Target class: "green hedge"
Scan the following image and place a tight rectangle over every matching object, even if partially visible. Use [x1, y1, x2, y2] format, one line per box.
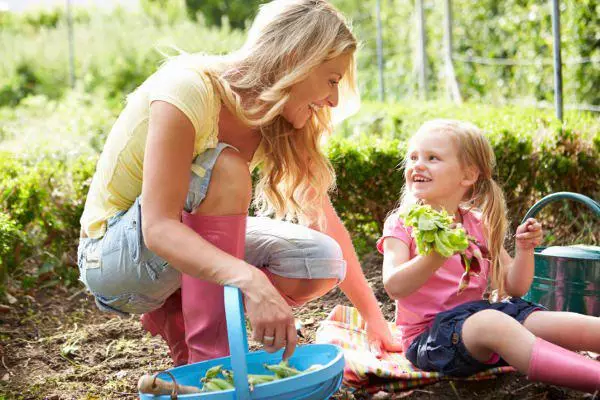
[328, 131, 599, 256]
[0, 152, 96, 294]
[1, 100, 598, 293]
[0, 212, 23, 284]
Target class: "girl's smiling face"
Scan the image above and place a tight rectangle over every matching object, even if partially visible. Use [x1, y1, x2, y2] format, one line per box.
[404, 130, 475, 211]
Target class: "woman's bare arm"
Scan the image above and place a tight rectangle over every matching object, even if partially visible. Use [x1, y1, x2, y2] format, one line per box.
[142, 101, 297, 359]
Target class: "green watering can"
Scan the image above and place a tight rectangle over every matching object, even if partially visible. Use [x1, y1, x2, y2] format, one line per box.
[523, 192, 600, 316]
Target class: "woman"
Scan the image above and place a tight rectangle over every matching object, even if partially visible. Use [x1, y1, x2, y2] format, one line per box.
[77, 0, 401, 366]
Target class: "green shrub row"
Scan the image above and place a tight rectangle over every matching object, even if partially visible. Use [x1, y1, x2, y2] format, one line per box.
[0, 152, 96, 294]
[1, 100, 598, 294]
[0, 91, 112, 296]
[328, 134, 599, 256]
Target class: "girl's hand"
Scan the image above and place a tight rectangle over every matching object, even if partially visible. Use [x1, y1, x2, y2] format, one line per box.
[515, 218, 543, 251]
[366, 315, 403, 358]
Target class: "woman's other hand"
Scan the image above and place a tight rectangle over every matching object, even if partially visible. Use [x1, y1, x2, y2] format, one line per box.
[366, 315, 403, 358]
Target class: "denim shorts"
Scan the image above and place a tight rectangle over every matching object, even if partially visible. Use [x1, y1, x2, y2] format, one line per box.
[405, 297, 546, 377]
[77, 143, 347, 315]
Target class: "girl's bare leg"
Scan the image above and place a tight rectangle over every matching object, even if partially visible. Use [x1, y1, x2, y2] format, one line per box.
[523, 311, 600, 353]
[461, 309, 535, 372]
[461, 309, 600, 393]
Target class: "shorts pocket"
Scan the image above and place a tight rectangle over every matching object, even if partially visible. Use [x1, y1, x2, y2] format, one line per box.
[77, 238, 102, 288]
[119, 197, 143, 264]
[143, 253, 170, 281]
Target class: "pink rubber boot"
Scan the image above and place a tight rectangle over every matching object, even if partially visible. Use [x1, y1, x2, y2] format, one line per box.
[140, 289, 189, 366]
[180, 212, 247, 364]
[527, 337, 600, 393]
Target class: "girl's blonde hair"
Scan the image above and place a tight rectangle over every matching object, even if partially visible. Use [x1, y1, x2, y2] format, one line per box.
[399, 119, 508, 297]
[173, 0, 359, 228]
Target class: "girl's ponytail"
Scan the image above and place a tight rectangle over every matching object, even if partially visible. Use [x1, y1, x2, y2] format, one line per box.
[477, 178, 508, 298]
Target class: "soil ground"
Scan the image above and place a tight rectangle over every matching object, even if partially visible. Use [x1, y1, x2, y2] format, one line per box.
[0, 252, 595, 400]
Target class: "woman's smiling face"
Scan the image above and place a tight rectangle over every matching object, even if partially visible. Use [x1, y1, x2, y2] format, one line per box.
[281, 52, 352, 129]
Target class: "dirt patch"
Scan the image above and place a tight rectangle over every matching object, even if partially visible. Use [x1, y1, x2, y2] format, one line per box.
[0, 252, 592, 399]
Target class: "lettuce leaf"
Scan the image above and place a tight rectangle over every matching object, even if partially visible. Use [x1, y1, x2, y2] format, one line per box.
[402, 204, 469, 257]
[402, 204, 484, 295]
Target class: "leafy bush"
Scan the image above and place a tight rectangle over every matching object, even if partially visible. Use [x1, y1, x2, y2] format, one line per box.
[185, 0, 265, 29]
[0, 91, 109, 292]
[0, 151, 96, 290]
[0, 212, 23, 290]
[327, 136, 404, 255]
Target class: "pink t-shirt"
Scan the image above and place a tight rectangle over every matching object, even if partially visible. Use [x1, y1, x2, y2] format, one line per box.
[376, 209, 490, 352]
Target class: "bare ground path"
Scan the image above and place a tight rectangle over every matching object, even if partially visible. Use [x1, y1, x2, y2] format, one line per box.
[0, 252, 592, 400]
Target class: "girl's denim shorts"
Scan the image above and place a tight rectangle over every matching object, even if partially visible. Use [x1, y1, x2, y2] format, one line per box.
[77, 143, 347, 315]
[405, 297, 546, 377]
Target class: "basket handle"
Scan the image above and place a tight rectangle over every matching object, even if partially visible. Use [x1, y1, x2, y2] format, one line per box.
[224, 285, 252, 400]
[521, 192, 600, 224]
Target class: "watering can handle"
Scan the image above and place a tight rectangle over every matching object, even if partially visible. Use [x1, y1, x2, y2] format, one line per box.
[224, 285, 252, 400]
[521, 192, 600, 224]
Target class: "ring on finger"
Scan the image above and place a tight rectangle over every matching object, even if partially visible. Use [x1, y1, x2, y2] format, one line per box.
[262, 335, 275, 343]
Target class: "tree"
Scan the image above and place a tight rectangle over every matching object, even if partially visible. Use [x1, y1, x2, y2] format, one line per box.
[185, 0, 266, 29]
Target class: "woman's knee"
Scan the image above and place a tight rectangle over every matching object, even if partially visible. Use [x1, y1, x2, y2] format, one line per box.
[288, 278, 338, 305]
[194, 148, 252, 215]
[246, 218, 346, 281]
[296, 230, 345, 281]
[266, 272, 338, 306]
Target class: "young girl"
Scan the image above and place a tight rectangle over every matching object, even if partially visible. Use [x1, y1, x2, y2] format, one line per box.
[377, 119, 600, 393]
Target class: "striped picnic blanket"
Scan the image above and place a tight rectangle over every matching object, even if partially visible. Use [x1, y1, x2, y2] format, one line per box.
[315, 305, 515, 393]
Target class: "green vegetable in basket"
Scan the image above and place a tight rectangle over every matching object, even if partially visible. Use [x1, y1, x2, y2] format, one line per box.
[304, 363, 324, 372]
[263, 360, 301, 378]
[202, 378, 234, 392]
[200, 360, 322, 392]
[201, 364, 234, 392]
[221, 369, 277, 386]
[203, 364, 224, 380]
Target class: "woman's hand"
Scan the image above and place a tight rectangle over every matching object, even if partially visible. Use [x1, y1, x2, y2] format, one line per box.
[515, 218, 543, 251]
[366, 314, 403, 357]
[241, 268, 297, 360]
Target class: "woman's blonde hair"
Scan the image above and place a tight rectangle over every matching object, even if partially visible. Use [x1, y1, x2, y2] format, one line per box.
[399, 119, 508, 297]
[176, 0, 359, 228]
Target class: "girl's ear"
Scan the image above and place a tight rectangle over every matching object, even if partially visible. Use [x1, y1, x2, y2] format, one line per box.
[461, 166, 479, 187]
